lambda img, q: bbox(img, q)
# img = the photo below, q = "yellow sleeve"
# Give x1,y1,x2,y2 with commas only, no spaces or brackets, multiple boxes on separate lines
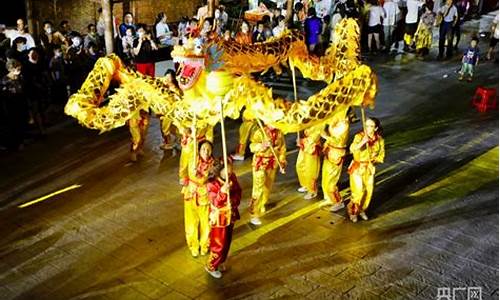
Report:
373,137,385,164
277,134,287,163
249,130,264,153
349,133,363,154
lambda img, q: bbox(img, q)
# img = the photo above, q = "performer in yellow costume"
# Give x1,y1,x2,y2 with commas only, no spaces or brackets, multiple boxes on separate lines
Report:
182,140,215,257
249,124,287,225
128,110,149,162
320,117,350,211
347,117,385,223
159,69,182,150
296,124,323,200
178,125,214,185
231,109,257,161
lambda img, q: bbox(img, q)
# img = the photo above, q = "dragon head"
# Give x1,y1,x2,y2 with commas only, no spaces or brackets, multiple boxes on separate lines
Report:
171,38,206,91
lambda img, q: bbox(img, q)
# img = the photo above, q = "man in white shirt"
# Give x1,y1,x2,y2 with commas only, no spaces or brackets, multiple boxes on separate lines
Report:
437,0,458,59
404,0,424,49
197,4,209,25
4,19,35,49
383,0,400,50
156,13,174,46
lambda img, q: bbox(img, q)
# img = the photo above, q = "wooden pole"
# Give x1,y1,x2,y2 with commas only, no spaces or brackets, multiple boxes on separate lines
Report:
289,58,300,144
218,98,230,187
218,97,231,225
25,0,35,37
360,107,371,161
192,115,198,168
285,0,293,23
101,0,114,54
208,0,215,18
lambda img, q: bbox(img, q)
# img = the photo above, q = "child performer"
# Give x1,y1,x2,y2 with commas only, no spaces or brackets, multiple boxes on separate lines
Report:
205,158,242,278
182,140,215,257
178,124,213,185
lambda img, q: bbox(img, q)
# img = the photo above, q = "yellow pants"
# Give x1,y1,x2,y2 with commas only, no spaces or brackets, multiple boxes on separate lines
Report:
160,117,174,144
235,120,256,156
179,143,193,183
129,114,149,153
184,199,210,255
296,150,320,193
404,33,413,46
321,159,343,204
249,167,277,217
348,166,375,215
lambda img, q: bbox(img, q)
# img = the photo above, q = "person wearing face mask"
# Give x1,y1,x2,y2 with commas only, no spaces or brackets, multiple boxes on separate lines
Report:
6,37,28,63
133,25,158,77
40,21,67,55
0,59,28,151
4,19,35,49
66,33,91,93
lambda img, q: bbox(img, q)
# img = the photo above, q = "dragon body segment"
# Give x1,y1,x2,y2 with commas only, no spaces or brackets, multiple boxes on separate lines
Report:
64,19,377,134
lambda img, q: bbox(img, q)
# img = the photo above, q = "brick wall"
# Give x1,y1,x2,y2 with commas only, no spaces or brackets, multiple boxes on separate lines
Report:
31,0,202,38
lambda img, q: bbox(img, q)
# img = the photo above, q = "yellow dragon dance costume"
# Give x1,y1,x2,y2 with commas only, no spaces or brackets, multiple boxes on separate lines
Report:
296,124,324,197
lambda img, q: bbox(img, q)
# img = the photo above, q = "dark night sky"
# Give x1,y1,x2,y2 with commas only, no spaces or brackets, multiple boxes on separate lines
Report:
0,2,26,27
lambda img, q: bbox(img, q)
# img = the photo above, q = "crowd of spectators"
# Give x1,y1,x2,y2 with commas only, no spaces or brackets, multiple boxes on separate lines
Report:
0,0,497,152
0,18,101,151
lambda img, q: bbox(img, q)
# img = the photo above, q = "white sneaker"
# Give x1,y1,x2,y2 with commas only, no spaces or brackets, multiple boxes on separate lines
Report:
349,215,358,223
297,187,307,193
205,266,222,278
191,249,199,258
231,154,245,161
250,217,262,225
304,192,317,200
319,200,334,207
359,212,369,221
329,202,345,212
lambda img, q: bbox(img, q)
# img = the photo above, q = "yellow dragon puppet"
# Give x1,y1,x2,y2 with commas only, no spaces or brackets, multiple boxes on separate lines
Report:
64,18,377,136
